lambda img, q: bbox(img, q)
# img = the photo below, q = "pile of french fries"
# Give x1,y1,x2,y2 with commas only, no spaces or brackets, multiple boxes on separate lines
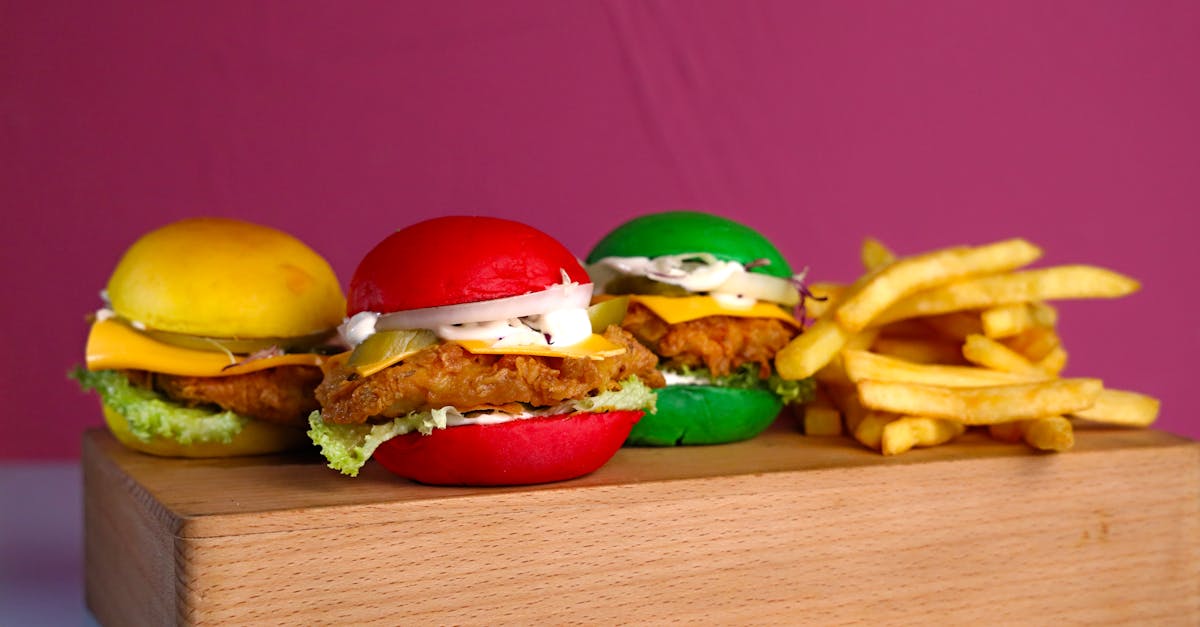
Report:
776,237,1160,455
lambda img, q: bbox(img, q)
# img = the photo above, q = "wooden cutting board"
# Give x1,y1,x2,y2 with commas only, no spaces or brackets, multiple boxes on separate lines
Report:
82,423,1199,625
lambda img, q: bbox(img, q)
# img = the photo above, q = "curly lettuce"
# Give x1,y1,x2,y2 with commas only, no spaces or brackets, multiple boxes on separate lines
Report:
308,376,657,477
307,407,450,477
572,375,656,414
70,367,247,445
664,363,815,406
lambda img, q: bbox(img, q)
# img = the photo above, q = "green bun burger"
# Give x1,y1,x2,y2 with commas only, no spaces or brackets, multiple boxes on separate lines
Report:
587,211,815,446
589,212,794,280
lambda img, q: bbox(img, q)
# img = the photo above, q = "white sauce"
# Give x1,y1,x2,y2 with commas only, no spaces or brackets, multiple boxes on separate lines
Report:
442,401,575,427
340,311,379,347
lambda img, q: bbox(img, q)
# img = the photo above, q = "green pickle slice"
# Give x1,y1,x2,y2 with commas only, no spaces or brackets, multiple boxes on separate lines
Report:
600,275,691,297
347,329,439,374
587,296,630,333
139,325,334,353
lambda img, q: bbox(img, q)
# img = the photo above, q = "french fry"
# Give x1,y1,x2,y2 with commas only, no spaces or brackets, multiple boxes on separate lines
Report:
825,384,868,432
853,411,896,451
871,337,966,365
981,303,1036,339
856,378,1103,425
981,301,1058,338
794,236,1149,456
961,334,1044,376
846,327,882,352
882,416,966,455
861,237,896,271
876,319,939,338
1070,389,1161,427
805,282,846,320
843,349,1046,387
1036,346,1068,376
1030,302,1058,327
836,238,1042,332
1023,417,1075,451
1003,326,1061,361
815,328,883,387
809,282,846,300
987,417,1074,451
803,392,843,436
922,311,985,341
987,421,1024,443
779,265,893,379
873,265,1140,325
776,317,855,380
814,362,853,387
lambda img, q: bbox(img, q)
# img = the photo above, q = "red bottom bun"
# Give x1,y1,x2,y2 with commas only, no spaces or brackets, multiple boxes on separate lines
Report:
374,410,643,486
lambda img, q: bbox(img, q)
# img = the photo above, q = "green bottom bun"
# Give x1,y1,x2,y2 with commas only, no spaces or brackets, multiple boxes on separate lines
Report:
625,385,782,446
101,404,308,458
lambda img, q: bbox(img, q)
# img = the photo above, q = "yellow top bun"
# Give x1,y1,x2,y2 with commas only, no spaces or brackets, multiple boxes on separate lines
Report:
107,218,346,338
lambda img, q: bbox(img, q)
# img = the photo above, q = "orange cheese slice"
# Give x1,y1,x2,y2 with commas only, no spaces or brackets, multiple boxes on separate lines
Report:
85,319,325,377
629,295,800,327
453,334,626,360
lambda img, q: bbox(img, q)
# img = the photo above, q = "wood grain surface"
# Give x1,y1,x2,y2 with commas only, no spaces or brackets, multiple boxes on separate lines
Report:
83,423,1200,625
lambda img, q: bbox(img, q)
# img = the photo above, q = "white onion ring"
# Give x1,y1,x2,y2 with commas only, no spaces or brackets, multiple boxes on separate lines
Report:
374,282,594,331
589,254,800,306
709,271,800,306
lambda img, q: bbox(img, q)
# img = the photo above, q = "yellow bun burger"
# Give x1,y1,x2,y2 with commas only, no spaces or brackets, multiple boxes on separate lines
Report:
73,217,346,457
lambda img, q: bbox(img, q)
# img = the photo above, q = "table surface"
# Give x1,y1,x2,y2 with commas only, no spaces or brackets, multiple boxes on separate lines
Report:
0,463,98,626
7,426,1197,625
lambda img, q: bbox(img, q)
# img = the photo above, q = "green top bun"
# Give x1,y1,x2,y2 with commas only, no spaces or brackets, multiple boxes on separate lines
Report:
586,210,793,279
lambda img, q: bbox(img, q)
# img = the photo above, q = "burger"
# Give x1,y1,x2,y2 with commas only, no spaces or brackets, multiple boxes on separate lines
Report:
586,210,814,446
307,216,662,485
72,217,346,457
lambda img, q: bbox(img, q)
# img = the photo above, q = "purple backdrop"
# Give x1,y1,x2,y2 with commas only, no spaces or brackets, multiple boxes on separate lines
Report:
4,1,1197,458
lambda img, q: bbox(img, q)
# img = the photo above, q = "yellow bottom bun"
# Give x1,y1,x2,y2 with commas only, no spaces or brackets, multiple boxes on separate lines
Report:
101,405,309,458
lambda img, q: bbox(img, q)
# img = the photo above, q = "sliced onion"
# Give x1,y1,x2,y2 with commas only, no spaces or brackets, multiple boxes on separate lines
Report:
374,282,594,331
590,254,740,292
590,255,799,306
710,272,800,306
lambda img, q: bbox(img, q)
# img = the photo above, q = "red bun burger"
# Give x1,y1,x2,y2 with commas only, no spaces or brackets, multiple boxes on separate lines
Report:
307,216,663,485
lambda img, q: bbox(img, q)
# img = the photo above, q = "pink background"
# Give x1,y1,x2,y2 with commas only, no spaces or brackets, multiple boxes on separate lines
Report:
4,1,1197,459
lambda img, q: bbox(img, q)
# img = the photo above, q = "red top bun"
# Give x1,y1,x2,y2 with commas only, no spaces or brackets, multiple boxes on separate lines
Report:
348,216,590,315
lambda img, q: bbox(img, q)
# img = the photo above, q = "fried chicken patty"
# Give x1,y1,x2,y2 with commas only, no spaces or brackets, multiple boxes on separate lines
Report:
621,301,799,378
316,325,665,425
126,365,323,427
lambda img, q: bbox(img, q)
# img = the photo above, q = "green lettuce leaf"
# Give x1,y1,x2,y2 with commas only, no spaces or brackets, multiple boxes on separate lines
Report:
665,363,815,405
765,372,815,406
70,367,247,445
307,407,450,477
573,376,657,414
308,376,657,477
